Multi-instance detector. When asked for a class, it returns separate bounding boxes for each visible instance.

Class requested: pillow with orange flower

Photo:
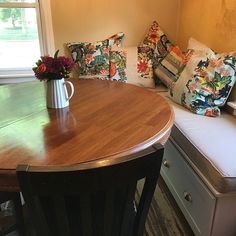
[109,46,155,88]
[170,40,236,117]
[140,21,173,62]
[66,32,124,80]
[109,50,127,82]
[140,21,193,87]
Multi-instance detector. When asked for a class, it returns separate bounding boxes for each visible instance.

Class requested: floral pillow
[140,21,173,62]
[109,46,155,88]
[137,46,154,82]
[140,21,188,86]
[170,47,236,117]
[66,32,124,80]
[109,50,127,82]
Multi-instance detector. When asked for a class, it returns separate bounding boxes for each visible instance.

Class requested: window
[0,0,54,83]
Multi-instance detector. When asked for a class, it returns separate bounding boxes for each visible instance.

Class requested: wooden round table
[0,79,174,191]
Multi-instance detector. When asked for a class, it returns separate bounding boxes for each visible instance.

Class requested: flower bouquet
[33,50,75,81]
[33,50,75,109]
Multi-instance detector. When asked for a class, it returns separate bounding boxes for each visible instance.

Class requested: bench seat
[171,102,236,193]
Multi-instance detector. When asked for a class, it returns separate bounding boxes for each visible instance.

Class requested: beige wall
[50,1,236,54]
[177,0,236,52]
[50,0,180,53]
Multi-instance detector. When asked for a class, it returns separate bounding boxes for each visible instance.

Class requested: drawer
[161,140,216,236]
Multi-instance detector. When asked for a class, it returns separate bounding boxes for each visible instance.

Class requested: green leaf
[93,55,106,65]
[221,75,231,84]
[54,50,60,59]
[214,72,222,82]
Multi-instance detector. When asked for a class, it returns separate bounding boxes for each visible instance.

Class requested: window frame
[0,0,55,83]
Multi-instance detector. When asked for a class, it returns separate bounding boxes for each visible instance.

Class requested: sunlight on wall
[177,0,236,52]
[50,0,180,52]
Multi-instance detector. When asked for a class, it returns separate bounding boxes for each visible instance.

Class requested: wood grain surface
[0,79,174,191]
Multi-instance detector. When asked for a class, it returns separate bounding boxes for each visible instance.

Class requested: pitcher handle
[64,81,74,101]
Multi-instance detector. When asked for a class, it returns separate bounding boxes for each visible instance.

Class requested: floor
[141,177,194,236]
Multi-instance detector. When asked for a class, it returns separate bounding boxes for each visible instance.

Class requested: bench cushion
[170,101,236,193]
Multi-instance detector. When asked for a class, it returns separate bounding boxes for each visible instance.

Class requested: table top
[0,79,174,191]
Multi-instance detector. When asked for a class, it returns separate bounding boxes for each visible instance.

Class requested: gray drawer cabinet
[161,140,215,235]
[161,140,236,236]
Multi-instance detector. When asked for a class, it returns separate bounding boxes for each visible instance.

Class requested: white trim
[38,0,55,55]
[36,0,45,54]
[0,68,35,84]
[0,77,36,84]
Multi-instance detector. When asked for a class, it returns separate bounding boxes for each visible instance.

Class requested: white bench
[157,95,236,236]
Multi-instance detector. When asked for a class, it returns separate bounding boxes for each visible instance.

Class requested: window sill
[0,75,36,84]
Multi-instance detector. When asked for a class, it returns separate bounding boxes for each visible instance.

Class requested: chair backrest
[17,143,164,236]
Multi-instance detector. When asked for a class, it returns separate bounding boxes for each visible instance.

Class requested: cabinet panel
[161,140,216,236]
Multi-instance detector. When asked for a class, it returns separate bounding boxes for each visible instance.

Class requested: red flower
[137,61,148,73]
[110,61,117,78]
[36,63,46,74]
[33,50,75,81]
[148,31,160,43]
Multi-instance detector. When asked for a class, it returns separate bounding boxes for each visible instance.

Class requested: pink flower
[220,68,230,76]
[119,51,126,58]
[205,76,214,82]
[100,69,109,75]
[209,59,223,68]
[103,48,110,54]
[119,71,126,78]
[188,83,197,92]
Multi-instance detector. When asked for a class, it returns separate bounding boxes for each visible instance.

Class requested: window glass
[0,7,40,70]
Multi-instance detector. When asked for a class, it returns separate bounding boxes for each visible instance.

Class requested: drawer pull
[163,159,170,168]
[183,191,192,202]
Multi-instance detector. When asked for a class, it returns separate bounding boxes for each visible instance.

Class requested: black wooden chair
[0,192,25,236]
[16,143,164,236]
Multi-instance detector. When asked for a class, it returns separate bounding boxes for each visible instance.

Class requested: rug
[136,177,194,236]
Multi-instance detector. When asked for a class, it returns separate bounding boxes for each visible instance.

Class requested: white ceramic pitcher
[46,78,74,109]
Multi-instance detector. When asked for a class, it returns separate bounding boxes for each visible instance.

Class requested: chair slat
[80,193,93,236]
[103,188,114,236]
[31,196,51,236]
[120,182,137,236]
[53,196,71,236]
[136,176,159,236]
